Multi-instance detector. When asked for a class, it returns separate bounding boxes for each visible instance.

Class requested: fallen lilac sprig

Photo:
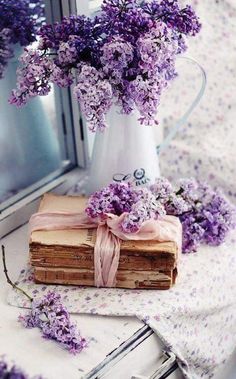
[18,292,87,354]
[0,356,43,379]
[85,178,236,253]
[1,246,87,354]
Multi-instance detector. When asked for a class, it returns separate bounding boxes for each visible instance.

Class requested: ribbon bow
[30,211,182,288]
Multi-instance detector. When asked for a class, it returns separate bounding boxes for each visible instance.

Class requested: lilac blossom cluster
[0,356,43,379]
[85,178,236,253]
[19,291,87,354]
[178,181,236,252]
[10,0,201,131]
[86,182,142,220]
[0,0,44,78]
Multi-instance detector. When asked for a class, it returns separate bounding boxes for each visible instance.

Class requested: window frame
[0,0,89,238]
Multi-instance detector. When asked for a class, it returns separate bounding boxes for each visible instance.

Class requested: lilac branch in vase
[9,0,201,131]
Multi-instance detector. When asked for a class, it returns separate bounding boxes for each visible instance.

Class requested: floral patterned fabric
[159,0,236,204]
[8,231,236,379]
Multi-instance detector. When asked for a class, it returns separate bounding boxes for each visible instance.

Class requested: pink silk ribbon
[29,211,182,288]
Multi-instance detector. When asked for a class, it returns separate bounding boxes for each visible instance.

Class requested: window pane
[0,1,77,211]
[89,0,102,12]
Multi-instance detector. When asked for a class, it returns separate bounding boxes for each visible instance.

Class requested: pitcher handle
[157,56,207,154]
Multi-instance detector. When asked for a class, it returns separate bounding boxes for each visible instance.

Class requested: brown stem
[1,245,33,303]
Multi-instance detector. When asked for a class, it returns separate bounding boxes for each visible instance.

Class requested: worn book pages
[30,194,178,271]
[30,193,179,289]
[34,266,177,289]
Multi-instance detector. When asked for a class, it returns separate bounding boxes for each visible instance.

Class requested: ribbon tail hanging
[94,224,121,288]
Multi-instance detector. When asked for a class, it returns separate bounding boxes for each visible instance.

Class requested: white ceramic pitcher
[86,57,206,194]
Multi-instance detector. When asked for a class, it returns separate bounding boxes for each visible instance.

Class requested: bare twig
[1,245,33,302]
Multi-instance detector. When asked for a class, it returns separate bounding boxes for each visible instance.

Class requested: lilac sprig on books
[9,0,201,131]
[86,178,236,253]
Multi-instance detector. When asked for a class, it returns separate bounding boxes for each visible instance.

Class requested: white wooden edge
[0,168,87,239]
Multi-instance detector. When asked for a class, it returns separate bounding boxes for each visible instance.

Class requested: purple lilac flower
[167,4,201,36]
[9,49,54,106]
[165,194,190,216]
[0,0,44,78]
[137,22,177,74]
[178,182,236,253]
[86,183,166,233]
[122,188,166,233]
[201,191,236,246]
[101,37,134,75]
[127,74,165,125]
[86,178,236,253]
[0,356,43,379]
[0,0,44,46]
[177,177,199,202]
[51,65,74,88]
[180,213,205,253]
[19,291,87,354]
[10,0,201,131]
[86,182,141,219]
[149,176,173,201]
[57,37,79,65]
[101,0,154,44]
[38,15,100,56]
[197,181,215,202]
[141,0,201,36]
[0,359,7,377]
[73,65,113,131]
[149,177,191,215]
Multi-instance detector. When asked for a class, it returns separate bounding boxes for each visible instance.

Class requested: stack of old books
[30,194,179,290]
